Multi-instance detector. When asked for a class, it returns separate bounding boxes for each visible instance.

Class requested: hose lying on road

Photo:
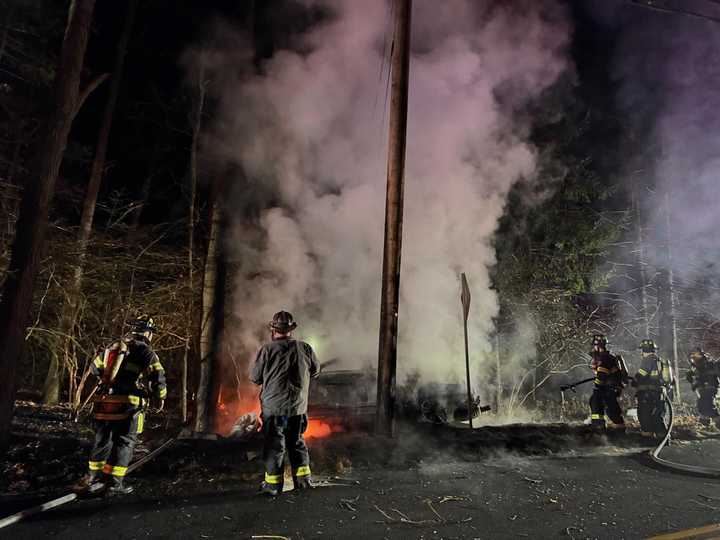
[648,394,720,477]
[0,435,177,530]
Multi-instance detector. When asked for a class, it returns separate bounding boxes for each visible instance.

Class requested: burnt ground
[3,403,720,539]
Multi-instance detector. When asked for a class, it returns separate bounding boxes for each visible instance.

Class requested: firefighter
[251,311,320,496]
[633,339,673,437]
[686,347,720,429]
[588,334,628,430]
[74,315,166,495]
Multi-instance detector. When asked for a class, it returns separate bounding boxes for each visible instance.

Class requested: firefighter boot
[107,476,134,496]
[293,476,314,490]
[259,481,282,497]
[72,470,104,493]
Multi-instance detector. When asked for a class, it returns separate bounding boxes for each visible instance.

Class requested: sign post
[460,273,473,429]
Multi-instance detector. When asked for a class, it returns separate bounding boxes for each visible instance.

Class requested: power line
[629,0,720,24]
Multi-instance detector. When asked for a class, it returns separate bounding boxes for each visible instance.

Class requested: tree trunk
[0,5,12,66]
[664,192,680,401]
[632,188,651,339]
[44,0,137,404]
[183,63,207,423]
[195,195,221,433]
[129,143,158,231]
[0,0,96,449]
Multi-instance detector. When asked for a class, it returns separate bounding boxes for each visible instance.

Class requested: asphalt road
[5,434,720,540]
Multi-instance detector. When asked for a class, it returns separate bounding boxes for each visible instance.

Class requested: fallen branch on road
[438,495,472,504]
[373,500,472,527]
[338,496,359,512]
[691,500,720,511]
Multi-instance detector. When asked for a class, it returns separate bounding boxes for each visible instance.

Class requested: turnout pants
[637,390,667,435]
[590,386,624,428]
[696,386,720,425]
[88,410,144,478]
[262,414,311,489]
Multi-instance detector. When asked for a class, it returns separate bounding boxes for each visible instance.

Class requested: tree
[43,0,137,404]
[183,58,208,424]
[194,183,223,433]
[0,0,97,448]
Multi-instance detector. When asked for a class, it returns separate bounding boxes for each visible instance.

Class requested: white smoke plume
[202,0,571,389]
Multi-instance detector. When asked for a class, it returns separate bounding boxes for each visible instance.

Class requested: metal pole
[461,273,473,429]
[495,332,502,412]
[376,0,412,437]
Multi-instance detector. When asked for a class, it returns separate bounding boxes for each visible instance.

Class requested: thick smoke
[203,1,571,390]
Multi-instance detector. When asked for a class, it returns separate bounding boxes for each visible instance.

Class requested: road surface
[5,427,720,539]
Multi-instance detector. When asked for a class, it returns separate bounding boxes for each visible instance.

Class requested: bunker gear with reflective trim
[635,352,671,436]
[84,334,165,490]
[589,351,625,428]
[262,414,312,492]
[687,356,720,423]
[90,410,143,479]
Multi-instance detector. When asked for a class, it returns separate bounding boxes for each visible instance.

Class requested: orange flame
[213,386,344,439]
[305,419,344,439]
[214,387,260,436]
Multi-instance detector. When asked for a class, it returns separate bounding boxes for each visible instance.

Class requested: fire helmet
[689,347,708,366]
[129,314,157,334]
[591,334,608,349]
[269,311,297,333]
[639,339,657,353]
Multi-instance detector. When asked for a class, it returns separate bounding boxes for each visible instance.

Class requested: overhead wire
[629,0,720,24]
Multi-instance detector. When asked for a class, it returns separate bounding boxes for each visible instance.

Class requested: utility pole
[376,0,412,437]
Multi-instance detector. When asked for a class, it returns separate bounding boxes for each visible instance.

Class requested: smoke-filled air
[200,0,571,392]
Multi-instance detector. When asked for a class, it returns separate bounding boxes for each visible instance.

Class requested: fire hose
[648,393,720,477]
[0,435,177,530]
[561,378,720,476]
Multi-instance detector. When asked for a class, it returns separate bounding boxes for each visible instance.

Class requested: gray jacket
[250,338,320,416]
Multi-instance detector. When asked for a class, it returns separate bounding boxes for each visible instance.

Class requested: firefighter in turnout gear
[74,315,166,495]
[633,339,673,437]
[251,311,320,497]
[588,334,627,430]
[686,347,720,428]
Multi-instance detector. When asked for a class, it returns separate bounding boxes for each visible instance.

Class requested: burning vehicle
[224,360,491,440]
[307,366,375,433]
[408,382,491,425]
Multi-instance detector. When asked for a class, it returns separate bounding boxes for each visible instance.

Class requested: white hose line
[648,395,720,477]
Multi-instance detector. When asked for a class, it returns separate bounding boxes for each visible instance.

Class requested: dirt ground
[3,403,720,539]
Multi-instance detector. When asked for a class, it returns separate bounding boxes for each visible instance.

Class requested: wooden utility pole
[460,273,473,429]
[375,0,412,437]
[0,0,96,449]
